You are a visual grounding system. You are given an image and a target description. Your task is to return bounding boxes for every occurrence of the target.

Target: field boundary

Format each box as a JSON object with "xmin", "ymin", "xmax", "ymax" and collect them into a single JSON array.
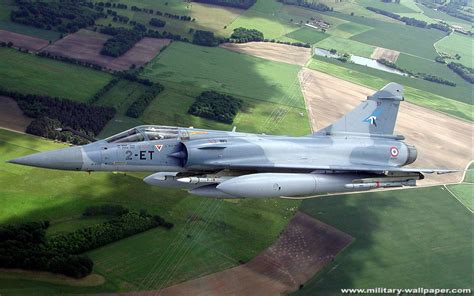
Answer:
[
  {"xmin": 108, "ymin": 212, "xmax": 353, "ymax": 296},
  {"xmin": 0, "ymin": 269, "xmax": 105, "ymax": 287},
  {"xmin": 443, "ymin": 185, "xmax": 473, "ymax": 213}
]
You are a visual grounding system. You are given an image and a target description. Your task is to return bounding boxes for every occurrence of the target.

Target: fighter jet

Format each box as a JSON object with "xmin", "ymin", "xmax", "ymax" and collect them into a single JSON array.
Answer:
[{"xmin": 9, "ymin": 83, "xmax": 456, "ymax": 198}]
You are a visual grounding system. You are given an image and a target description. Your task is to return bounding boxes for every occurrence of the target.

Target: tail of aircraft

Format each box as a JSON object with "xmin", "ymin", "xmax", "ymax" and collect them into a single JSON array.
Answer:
[{"xmin": 316, "ymin": 82, "xmax": 404, "ymax": 136}]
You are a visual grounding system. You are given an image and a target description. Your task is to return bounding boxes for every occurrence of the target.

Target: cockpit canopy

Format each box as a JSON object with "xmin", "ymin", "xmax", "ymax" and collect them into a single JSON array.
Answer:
[{"xmin": 105, "ymin": 126, "xmax": 179, "ymax": 143}]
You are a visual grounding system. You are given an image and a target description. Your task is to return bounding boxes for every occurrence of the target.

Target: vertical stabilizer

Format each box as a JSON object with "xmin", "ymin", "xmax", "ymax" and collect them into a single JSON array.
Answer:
[{"xmin": 316, "ymin": 83, "xmax": 404, "ymax": 135}]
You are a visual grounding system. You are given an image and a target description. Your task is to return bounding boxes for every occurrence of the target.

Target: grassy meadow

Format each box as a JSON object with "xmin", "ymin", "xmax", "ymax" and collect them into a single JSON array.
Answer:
[
  {"xmin": 315, "ymin": 35, "xmax": 375, "ymax": 57},
  {"xmin": 356, "ymin": 0, "xmax": 417, "ymax": 13},
  {"xmin": 0, "ymin": 48, "xmax": 113, "ymax": 102},
  {"xmin": 285, "ymin": 27, "xmax": 328, "ymax": 45},
  {"xmin": 435, "ymin": 33, "xmax": 474, "ymax": 68},
  {"xmin": 395, "ymin": 53, "xmax": 473, "ymax": 103},
  {"xmin": 0, "ymin": 128, "xmax": 299, "ymax": 294},
  {"xmin": 94, "ymin": 80, "xmax": 149, "ymax": 115},
  {"xmin": 95, "ymin": 0, "xmax": 244, "ymax": 38},
  {"xmin": 142, "ymin": 42, "xmax": 305, "ymax": 108},
  {"xmin": 295, "ymin": 185, "xmax": 473, "ymax": 295},
  {"xmin": 346, "ymin": 15, "xmax": 446, "ymax": 60},
  {"xmin": 137, "ymin": 42, "xmax": 310, "ymax": 136},
  {"xmin": 416, "ymin": 3, "xmax": 472, "ymax": 30}
]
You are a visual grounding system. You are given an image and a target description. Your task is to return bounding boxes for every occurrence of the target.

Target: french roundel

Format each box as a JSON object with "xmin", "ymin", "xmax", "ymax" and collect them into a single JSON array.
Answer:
[{"xmin": 390, "ymin": 146, "xmax": 399, "ymax": 158}]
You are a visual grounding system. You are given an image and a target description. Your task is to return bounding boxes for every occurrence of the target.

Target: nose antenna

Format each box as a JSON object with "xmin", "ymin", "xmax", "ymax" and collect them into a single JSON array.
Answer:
[{"xmin": 55, "ymin": 127, "xmax": 96, "ymax": 143}]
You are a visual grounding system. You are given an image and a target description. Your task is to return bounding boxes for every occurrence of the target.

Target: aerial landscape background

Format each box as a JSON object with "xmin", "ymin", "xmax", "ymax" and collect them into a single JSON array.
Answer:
[{"xmin": 0, "ymin": 0, "xmax": 472, "ymax": 294}]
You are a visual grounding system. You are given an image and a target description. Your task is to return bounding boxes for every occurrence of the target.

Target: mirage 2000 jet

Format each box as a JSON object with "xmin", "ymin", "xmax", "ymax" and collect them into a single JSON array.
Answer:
[{"xmin": 9, "ymin": 83, "xmax": 457, "ymax": 198}]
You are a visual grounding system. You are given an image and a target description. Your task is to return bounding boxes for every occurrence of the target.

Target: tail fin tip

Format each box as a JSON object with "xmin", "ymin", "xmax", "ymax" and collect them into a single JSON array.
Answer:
[
  {"xmin": 368, "ymin": 82, "xmax": 404, "ymax": 101},
  {"xmin": 315, "ymin": 82, "xmax": 404, "ymax": 136}
]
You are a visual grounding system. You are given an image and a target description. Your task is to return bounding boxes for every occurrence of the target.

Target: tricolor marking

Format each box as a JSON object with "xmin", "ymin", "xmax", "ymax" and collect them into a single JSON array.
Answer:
[{"xmin": 390, "ymin": 146, "xmax": 399, "ymax": 158}]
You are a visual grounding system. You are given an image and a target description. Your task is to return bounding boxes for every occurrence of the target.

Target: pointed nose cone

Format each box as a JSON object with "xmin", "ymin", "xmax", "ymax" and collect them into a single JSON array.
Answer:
[{"xmin": 8, "ymin": 147, "xmax": 84, "ymax": 171}]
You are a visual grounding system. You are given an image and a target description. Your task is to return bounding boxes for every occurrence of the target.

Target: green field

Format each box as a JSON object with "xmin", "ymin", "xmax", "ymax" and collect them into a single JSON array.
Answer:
[
  {"xmin": 0, "ymin": 48, "xmax": 113, "ymax": 102},
  {"xmin": 142, "ymin": 42, "xmax": 305, "ymax": 108},
  {"xmin": 285, "ymin": 27, "xmax": 328, "ymax": 44},
  {"xmin": 330, "ymin": 22, "xmax": 373, "ymax": 38},
  {"xmin": 417, "ymin": 3, "xmax": 473, "ymax": 30},
  {"xmin": 140, "ymin": 81, "xmax": 310, "ymax": 136},
  {"xmin": 445, "ymin": 163, "xmax": 474, "ymax": 212},
  {"xmin": 395, "ymin": 53, "xmax": 473, "ymax": 104},
  {"xmin": 94, "ymin": 80, "xmax": 149, "ymax": 115},
  {"xmin": 464, "ymin": 163, "xmax": 474, "ymax": 183},
  {"xmin": 435, "ymin": 33, "xmax": 474, "ymax": 68},
  {"xmin": 139, "ymin": 42, "xmax": 309, "ymax": 136},
  {"xmin": 307, "ymin": 57, "xmax": 473, "ymax": 121},
  {"xmin": 320, "ymin": 12, "xmax": 446, "ymax": 60},
  {"xmin": 356, "ymin": 0, "xmax": 417, "ymax": 13},
  {"xmin": 80, "ymin": 0, "xmax": 244, "ymax": 39},
  {"xmin": 228, "ymin": 8, "xmax": 299, "ymax": 39},
  {"xmin": 0, "ymin": 128, "xmax": 299, "ymax": 294},
  {"xmin": 315, "ymin": 35, "xmax": 375, "ymax": 57},
  {"xmin": 446, "ymin": 184, "xmax": 473, "ymax": 212},
  {"xmin": 295, "ymin": 185, "xmax": 473, "ymax": 295}
]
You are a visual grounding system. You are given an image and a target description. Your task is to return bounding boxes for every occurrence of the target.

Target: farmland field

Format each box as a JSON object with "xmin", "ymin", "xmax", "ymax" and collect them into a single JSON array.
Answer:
[
  {"xmin": 285, "ymin": 27, "xmax": 328, "ymax": 44},
  {"xmin": 307, "ymin": 57, "xmax": 473, "ymax": 121},
  {"xmin": 142, "ymin": 42, "xmax": 306, "ymax": 108},
  {"xmin": 330, "ymin": 22, "xmax": 373, "ymax": 38},
  {"xmin": 435, "ymin": 33, "xmax": 474, "ymax": 68},
  {"xmin": 320, "ymin": 12, "xmax": 446, "ymax": 60},
  {"xmin": 446, "ymin": 184, "xmax": 473, "ymax": 212},
  {"xmin": 228, "ymin": 10, "xmax": 298, "ymax": 40},
  {"xmin": 0, "ymin": 29, "xmax": 50, "ymax": 52},
  {"xmin": 94, "ymin": 80, "xmax": 149, "ymax": 114},
  {"xmin": 0, "ymin": 21, "xmax": 61, "ymax": 41},
  {"xmin": 396, "ymin": 53, "xmax": 473, "ymax": 103},
  {"xmin": 0, "ymin": 47, "xmax": 113, "ymax": 102},
  {"xmin": 295, "ymin": 185, "xmax": 473, "ymax": 295},
  {"xmin": 42, "ymin": 30, "xmax": 170, "ymax": 72},
  {"xmin": 356, "ymin": 0, "xmax": 417, "ymax": 13},
  {"xmin": 95, "ymin": 0, "xmax": 243, "ymax": 38},
  {"xmin": 0, "ymin": 128, "xmax": 299, "ymax": 294},
  {"xmin": 141, "ymin": 82, "xmax": 310, "ymax": 136},
  {"xmin": 416, "ymin": 3, "xmax": 472, "ymax": 30},
  {"xmin": 351, "ymin": 22, "xmax": 445, "ymax": 60},
  {"xmin": 315, "ymin": 35, "xmax": 375, "ymax": 57}
]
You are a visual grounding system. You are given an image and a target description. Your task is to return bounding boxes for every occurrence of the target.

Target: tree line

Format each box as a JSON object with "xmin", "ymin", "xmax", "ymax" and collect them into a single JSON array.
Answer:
[
  {"xmin": 94, "ymin": 1, "xmax": 128, "ymax": 9},
  {"xmin": 10, "ymin": 0, "xmax": 104, "ymax": 33},
  {"xmin": 437, "ymin": 1, "xmax": 473, "ymax": 23},
  {"xmin": 192, "ymin": 0, "xmax": 257, "ymax": 9},
  {"xmin": 447, "ymin": 62, "xmax": 474, "ymax": 84},
  {"xmin": 0, "ymin": 207, "xmax": 173, "ymax": 278},
  {"xmin": 366, "ymin": 7, "xmax": 451, "ymax": 32},
  {"xmin": 0, "ymin": 221, "xmax": 93, "ymax": 278},
  {"xmin": 99, "ymin": 25, "xmax": 187, "ymax": 57},
  {"xmin": 149, "ymin": 18, "xmax": 166, "ymax": 28},
  {"xmin": 126, "ymin": 83, "xmax": 164, "ymax": 118},
  {"xmin": 377, "ymin": 59, "xmax": 457, "ymax": 86},
  {"xmin": 100, "ymin": 25, "xmax": 146, "ymax": 57},
  {"xmin": 188, "ymin": 91, "xmax": 243, "ymax": 124},
  {"xmin": 89, "ymin": 78, "xmax": 120, "ymax": 103},
  {"xmin": 278, "ymin": 0, "xmax": 332, "ymax": 12},
  {"xmin": 47, "ymin": 211, "xmax": 173, "ymax": 256},
  {"xmin": 0, "ymin": 87, "xmax": 116, "ymax": 142},
  {"xmin": 227, "ymin": 27, "xmax": 310, "ymax": 47},
  {"xmin": 230, "ymin": 27, "xmax": 264, "ymax": 42},
  {"xmin": 131, "ymin": 5, "xmax": 194, "ymax": 21}
]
